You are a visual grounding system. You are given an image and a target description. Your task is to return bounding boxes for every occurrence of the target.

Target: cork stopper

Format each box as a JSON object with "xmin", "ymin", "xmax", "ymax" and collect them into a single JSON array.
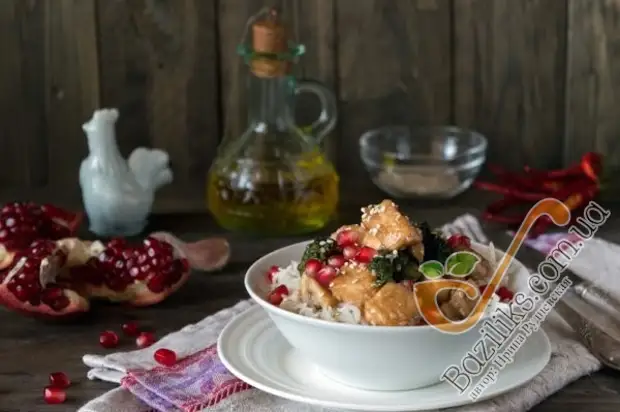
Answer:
[{"xmin": 250, "ymin": 8, "xmax": 290, "ymax": 77}]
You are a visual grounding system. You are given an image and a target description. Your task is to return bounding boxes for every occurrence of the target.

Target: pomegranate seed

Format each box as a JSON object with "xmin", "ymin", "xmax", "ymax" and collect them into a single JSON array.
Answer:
[
  {"xmin": 99, "ymin": 330, "xmax": 119, "ymax": 349},
  {"xmin": 342, "ymin": 245, "xmax": 359, "ymax": 260},
  {"xmin": 460, "ymin": 235, "xmax": 471, "ymax": 248},
  {"xmin": 146, "ymin": 273, "xmax": 167, "ymax": 293},
  {"xmin": 44, "ymin": 386, "xmax": 67, "ymax": 404},
  {"xmin": 355, "ymin": 246, "xmax": 377, "ymax": 263},
  {"xmin": 447, "ymin": 234, "xmax": 471, "ymax": 248},
  {"xmin": 478, "ymin": 284, "xmax": 487, "ymax": 294},
  {"xmin": 122, "ymin": 321, "xmax": 139, "ymax": 336},
  {"xmin": 327, "ymin": 254, "xmax": 345, "ymax": 269},
  {"xmin": 496, "ymin": 286, "xmax": 514, "ymax": 302},
  {"xmin": 49, "ymin": 372, "xmax": 71, "ymax": 389},
  {"xmin": 267, "ymin": 284, "xmax": 289, "ymax": 305},
  {"xmin": 316, "ymin": 266, "xmax": 337, "ymax": 287},
  {"xmin": 154, "ymin": 348, "xmax": 177, "ymax": 366},
  {"xmin": 336, "ymin": 229, "xmax": 359, "ymax": 247},
  {"xmin": 304, "ymin": 259, "xmax": 323, "ymax": 276},
  {"xmin": 136, "ymin": 331, "xmax": 156, "ymax": 348},
  {"xmin": 266, "ymin": 265, "xmax": 280, "ymax": 282}
]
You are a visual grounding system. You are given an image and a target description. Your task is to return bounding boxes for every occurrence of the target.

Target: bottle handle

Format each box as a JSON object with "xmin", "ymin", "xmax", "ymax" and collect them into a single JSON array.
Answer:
[{"xmin": 295, "ymin": 80, "xmax": 338, "ymax": 144}]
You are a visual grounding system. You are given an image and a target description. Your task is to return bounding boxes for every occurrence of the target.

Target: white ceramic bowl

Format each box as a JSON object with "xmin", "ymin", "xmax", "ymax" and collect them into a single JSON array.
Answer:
[{"xmin": 244, "ymin": 241, "xmax": 529, "ymax": 391}]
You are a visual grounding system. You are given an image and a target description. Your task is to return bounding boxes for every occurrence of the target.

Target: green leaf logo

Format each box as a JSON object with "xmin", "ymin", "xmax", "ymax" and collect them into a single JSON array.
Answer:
[
  {"xmin": 418, "ymin": 260, "xmax": 444, "ymax": 279},
  {"xmin": 445, "ymin": 251, "xmax": 480, "ymax": 277}
]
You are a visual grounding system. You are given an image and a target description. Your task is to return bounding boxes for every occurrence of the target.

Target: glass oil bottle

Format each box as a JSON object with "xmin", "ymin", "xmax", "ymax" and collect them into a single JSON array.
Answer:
[{"xmin": 207, "ymin": 8, "xmax": 339, "ymax": 235}]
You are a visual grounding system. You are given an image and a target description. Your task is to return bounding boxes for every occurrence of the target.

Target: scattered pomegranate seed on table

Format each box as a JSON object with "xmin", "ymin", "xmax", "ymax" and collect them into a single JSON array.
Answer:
[
  {"xmin": 136, "ymin": 331, "xmax": 156, "ymax": 348},
  {"xmin": 154, "ymin": 348, "xmax": 177, "ymax": 367},
  {"xmin": 121, "ymin": 321, "xmax": 140, "ymax": 336},
  {"xmin": 43, "ymin": 386, "xmax": 67, "ymax": 404},
  {"xmin": 48, "ymin": 372, "xmax": 71, "ymax": 389},
  {"xmin": 99, "ymin": 330, "xmax": 119, "ymax": 349},
  {"xmin": 304, "ymin": 259, "xmax": 323, "ymax": 276}
]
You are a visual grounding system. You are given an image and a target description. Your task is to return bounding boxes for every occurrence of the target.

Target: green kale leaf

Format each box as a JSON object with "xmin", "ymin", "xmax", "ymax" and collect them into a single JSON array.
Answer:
[
  {"xmin": 298, "ymin": 237, "xmax": 339, "ymax": 272},
  {"xmin": 369, "ymin": 249, "xmax": 422, "ymax": 287},
  {"xmin": 416, "ymin": 221, "xmax": 453, "ymax": 263}
]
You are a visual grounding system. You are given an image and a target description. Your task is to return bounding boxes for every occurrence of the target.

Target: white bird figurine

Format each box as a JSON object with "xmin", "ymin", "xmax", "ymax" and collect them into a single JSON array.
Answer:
[{"xmin": 79, "ymin": 108, "xmax": 173, "ymax": 237}]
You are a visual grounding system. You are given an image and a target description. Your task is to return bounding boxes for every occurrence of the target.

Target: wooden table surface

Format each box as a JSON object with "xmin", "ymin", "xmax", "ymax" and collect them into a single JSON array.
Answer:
[{"xmin": 1, "ymin": 186, "xmax": 619, "ymax": 411}]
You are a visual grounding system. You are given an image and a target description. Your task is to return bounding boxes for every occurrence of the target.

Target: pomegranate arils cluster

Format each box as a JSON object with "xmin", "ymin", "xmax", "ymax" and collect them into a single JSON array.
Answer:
[
  {"xmin": 4, "ymin": 240, "xmax": 68, "ymax": 308},
  {"xmin": 0, "ymin": 202, "xmax": 80, "ymax": 250}
]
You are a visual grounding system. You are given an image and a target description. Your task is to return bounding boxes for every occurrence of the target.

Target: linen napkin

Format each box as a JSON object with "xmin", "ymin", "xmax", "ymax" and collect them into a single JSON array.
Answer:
[{"xmin": 80, "ymin": 215, "xmax": 612, "ymax": 412}]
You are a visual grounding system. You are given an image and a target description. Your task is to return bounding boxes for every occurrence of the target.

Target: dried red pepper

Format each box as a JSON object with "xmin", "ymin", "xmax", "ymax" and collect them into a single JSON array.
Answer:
[
  {"xmin": 523, "ymin": 152, "xmax": 601, "ymax": 181},
  {"xmin": 488, "ymin": 164, "xmax": 556, "ymax": 194},
  {"xmin": 473, "ymin": 181, "xmax": 547, "ymax": 202},
  {"xmin": 529, "ymin": 178, "xmax": 598, "ymax": 236},
  {"xmin": 478, "ymin": 151, "xmax": 603, "ymax": 236}
]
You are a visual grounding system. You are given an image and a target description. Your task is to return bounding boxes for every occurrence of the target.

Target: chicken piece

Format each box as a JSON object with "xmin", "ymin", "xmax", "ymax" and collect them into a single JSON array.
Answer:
[
  {"xmin": 363, "ymin": 283, "xmax": 419, "ymax": 326},
  {"xmin": 331, "ymin": 224, "xmax": 382, "ymax": 250},
  {"xmin": 330, "ymin": 262, "xmax": 378, "ymax": 308},
  {"xmin": 361, "ymin": 200, "xmax": 421, "ymax": 250},
  {"xmin": 410, "ymin": 242, "xmax": 424, "ymax": 262},
  {"xmin": 446, "ymin": 289, "xmax": 477, "ymax": 319},
  {"xmin": 440, "ymin": 301, "xmax": 461, "ymax": 322},
  {"xmin": 300, "ymin": 274, "xmax": 338, "ymax": 309},
  {"xmin": 454, "ymin": 245, "xmax": 493, "ymax": 285}
]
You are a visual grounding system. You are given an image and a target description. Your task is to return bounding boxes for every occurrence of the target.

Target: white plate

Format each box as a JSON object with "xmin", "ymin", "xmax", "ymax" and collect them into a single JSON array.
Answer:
[{"xmin": 218, "ymin": 305, "xmax": 551, "ymax": 412}]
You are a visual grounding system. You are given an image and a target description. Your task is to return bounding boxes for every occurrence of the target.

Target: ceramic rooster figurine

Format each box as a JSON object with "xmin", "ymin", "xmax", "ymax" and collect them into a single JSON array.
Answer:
[{"xmin": 79, "ymin": 108, "xmax": 173, "ymax": 237}]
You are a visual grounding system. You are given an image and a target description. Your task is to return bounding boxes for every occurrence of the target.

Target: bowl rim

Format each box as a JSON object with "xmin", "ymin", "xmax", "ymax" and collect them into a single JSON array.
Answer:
[
  {"xmin": 358, "ymin": 125, "xmax": 488, "ymax": 162},
  {"xmin": 244, "ymin": 240, "xmax": 523, "ymax": 334}
]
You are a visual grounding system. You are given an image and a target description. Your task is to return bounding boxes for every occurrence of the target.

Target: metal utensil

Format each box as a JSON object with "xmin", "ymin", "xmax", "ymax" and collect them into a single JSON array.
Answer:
[{"xmin": 555, "ymin": 294, "xmax": 620, "ymax": 371}]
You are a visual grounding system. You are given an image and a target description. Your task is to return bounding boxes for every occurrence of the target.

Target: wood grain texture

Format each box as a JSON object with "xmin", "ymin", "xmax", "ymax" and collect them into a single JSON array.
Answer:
[
  {"xmin": 217, "ymin": 0, "xmax": 337, "ymax": 158},
  {"xmin": 454, "ymin": 0, "xmax": 567, "ymax": 170},
  {"xmin": 1, "ymin": 191, "xmax": 620, "ymax": 410},
  {"xmin": 336, "ymin": 0, "xmax": 452, "ymax": 177},
  {"xmin": 0, "ymin": 0, "xmax": 98, "ymax": 194},
  {"xmin": 96, "ymin": 0, "xmax": 220, "ymax": 211},
  {"xmin": 46, "ymin": 0, "xmax": 100, "ymax": 189},
  {"xmin": 0, "ymin": 0, "xmax": 98, "ymax": 208},
  {"xmin": 565, "ymin": 0, "xmax": 620, "ymax": 166}
]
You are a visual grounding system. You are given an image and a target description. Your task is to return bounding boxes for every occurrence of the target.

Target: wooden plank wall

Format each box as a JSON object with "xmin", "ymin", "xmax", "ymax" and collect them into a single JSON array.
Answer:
[{"xmin": 1, "ymin": 0, "xmax": 620, "ymax": 212}]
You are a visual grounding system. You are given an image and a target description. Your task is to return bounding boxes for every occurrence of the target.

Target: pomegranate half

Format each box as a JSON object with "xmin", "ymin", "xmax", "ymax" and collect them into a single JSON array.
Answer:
[{"xmin": 0, "ymin": 202, "xmax": 198, "ymax": 319}]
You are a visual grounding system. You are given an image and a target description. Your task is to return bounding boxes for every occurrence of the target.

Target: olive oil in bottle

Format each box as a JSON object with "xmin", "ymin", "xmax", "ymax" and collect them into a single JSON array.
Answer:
[{"xmin": 207, "ymin": 8, "xmax": 339, "ymax": 235}]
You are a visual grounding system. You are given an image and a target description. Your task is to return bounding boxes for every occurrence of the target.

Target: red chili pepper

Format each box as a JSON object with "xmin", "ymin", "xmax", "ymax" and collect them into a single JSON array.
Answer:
[
  {"xmin": 581, "ymin": 152, "xmax": 602, "ymax": 181},
  {"xmin": 524, "ymin": 152, "xmax": 602, "ymax": 181},
  {"xmin": 529, "ymin": 179, "xmax": 599, "ymax": 237},
  {"xmin": 473, "ymin": 181, "xmax": 547, "ymax": 202},
  {"xmin": 482, "ymin": 198, "xmax": 527, "ymax": 225},
  {"xmin": 482, "ymin": 211, "xmax": 525, "ymax": 225},
  {"xmin": 488, "ymin": 164, "xmax": 556, "ymax": 194}
]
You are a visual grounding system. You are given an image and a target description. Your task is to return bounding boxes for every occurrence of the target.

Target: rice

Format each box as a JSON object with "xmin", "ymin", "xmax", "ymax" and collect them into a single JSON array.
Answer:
[
  {"xmin": 271, "ymin": 262, "xmax": 363, "ymax": 324},
  {"xmin": 269, "ymin": 257, "xmax": 506, "ymax": 326}
]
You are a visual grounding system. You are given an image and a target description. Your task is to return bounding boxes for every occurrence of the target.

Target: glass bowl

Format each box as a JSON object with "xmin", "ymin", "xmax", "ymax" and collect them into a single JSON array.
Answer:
[{"xmin": 359, "ymin": 126, "xmax": 487, "ymax": 199}]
